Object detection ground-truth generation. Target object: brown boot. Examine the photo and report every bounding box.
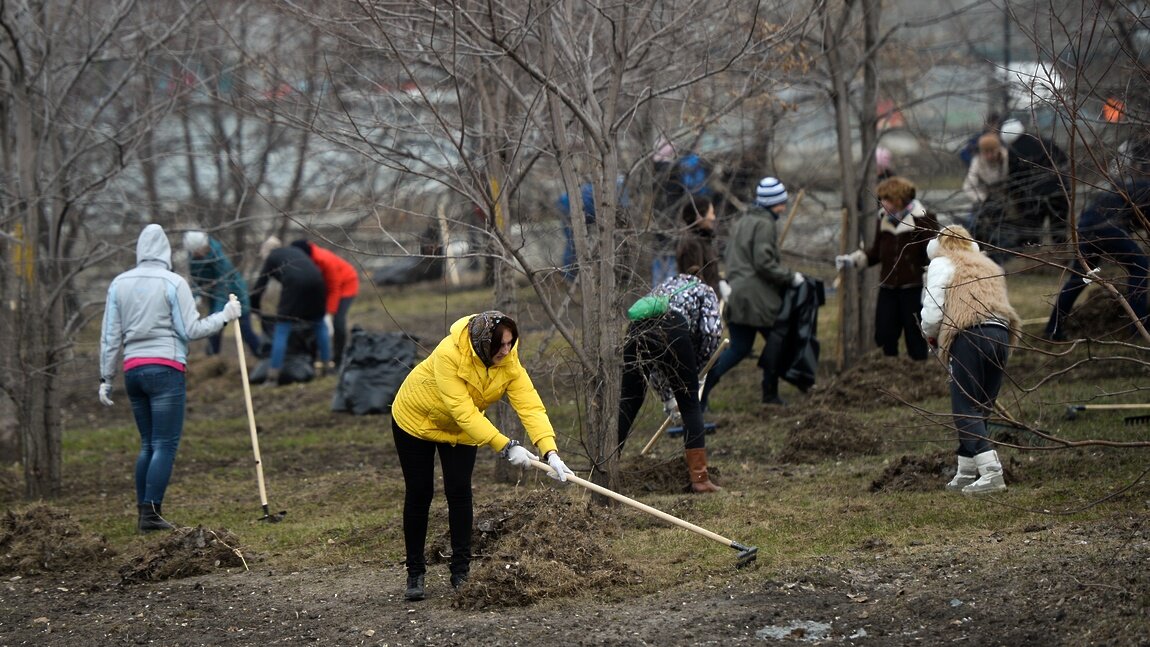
[685,448,722,493]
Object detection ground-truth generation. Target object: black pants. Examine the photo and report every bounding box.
[392,419,477,578]
[618,313,706,450]
[875,285,928,360]
[948,325,1010,457]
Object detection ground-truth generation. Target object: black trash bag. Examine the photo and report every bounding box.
[331,328,418,415]
[248,322,318,385]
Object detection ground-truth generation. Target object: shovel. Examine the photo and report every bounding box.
[529,459,758,568]
[232,295,286,523]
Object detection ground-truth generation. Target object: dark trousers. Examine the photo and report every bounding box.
[618,314,706,450]
[875,286,928,360]
[701,320,786,405]
[949,325,1010,457]
[392,419,477,577]
[332,296,355,366]
[1044,225,1149,339]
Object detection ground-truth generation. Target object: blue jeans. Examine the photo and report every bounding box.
[125,365,186,505]
[332,297,355,367]
[269,319,331,369]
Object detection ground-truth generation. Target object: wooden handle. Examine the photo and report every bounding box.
[528,459,736,547]
[234,309,269,508]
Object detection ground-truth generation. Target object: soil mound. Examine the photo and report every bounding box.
[869,451,952,492]
[118,526,249,584]
[0,504,115,576]
[776,410,882,463]
[616,454,708,494]
[1063,291,1137,340]
[811,354,949,408]
[434,490,642,609]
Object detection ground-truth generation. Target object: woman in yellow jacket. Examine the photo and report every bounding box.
[391,311,572,602]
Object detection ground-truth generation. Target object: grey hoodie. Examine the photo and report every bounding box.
[99,224,229,384]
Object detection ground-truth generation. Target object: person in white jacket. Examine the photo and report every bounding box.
[962,133,1010,241]
[920,225,1021,495]
[99,224,242,532]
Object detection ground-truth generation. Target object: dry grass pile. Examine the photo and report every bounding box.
[118,526,249,583]
[436,490,642,609]
[0,504,115,576]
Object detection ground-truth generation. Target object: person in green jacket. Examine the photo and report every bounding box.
[700,177,804,408]
[389,311,573,602]
[183,231,263,358]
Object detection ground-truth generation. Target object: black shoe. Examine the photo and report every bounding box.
[404,574,425,601]
[762,396,787,407]
[137,503,175,533]
[451,572,469,590]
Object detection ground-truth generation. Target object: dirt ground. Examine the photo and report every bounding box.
[2,302,1148,645]
[1,500,1147,646]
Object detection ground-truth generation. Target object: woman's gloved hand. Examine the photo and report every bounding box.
[501,440,537,467]
[545,451,572,483]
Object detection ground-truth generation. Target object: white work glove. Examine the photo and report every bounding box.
[324,313,334,338]
[1083,267,1101,284]
[501,440,537,468]
[662,397,681,422]
[98,382,114,407]
[834,254,854,271]
[718,279,732,302]
[791,272,805,287]
[545,451,572,483]
[221,294,242,322]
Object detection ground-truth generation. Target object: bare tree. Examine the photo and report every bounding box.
[258,0,809,491]
[0,0,210,497]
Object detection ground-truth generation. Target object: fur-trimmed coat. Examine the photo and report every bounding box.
[920,233,1021,362]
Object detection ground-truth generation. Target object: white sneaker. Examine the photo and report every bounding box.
[945,456,978,492]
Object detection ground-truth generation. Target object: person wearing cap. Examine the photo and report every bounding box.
[183,231,263,358]
[289,239,359,368]
[99,224,243,532]
[836,176,939,361]
[389,311,573,601]
[250,237,331,384]
[700,176,804,408]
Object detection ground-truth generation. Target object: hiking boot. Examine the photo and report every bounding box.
[404,573,425,601]
[451,572,469,590]
[137,503,175,533]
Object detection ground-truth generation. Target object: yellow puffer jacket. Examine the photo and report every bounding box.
[391,315,558,456]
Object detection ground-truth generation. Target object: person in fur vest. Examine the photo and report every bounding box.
[920,225,1021,495]
[836,176,939,360]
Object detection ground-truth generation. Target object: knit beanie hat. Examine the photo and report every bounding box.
[468,310,517,367]
[183,231,209,254]
[755,177,788,208]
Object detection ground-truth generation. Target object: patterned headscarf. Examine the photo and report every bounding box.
[468,310,517,367]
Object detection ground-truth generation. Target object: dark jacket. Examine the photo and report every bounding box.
[860,199,938,288]
[1078,180,1150,232]
[251,247,326,321]
[724,206,793,328]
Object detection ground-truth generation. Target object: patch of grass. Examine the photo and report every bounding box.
[8,269,1149,605]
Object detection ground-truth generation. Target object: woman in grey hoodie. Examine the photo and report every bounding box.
[99,224,241,532]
